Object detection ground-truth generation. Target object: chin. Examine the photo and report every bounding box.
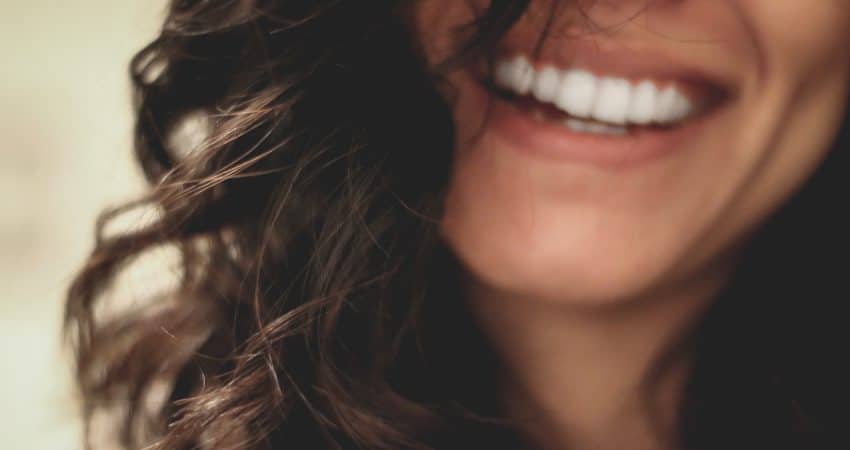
[440,214,682,308]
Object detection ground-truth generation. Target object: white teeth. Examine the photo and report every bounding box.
[495,56,697,127]
[653,86,693,124]
[592,78,632,125]
[531,66,562,104]
[671,91,693,122]
[495,56,535,95]
[587,122,628,136]
[564,118,589,133]
[556,70,598,118]
[628,81,658,125]
[654,86,678,123]
[565,118,627,136]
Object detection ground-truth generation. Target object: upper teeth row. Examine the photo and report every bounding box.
[494,55,695,126]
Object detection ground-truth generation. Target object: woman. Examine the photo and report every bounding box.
[66,1,850,449]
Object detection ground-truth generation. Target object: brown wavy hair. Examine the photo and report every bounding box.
[65,1,850,449]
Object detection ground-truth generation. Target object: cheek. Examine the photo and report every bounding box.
[743,0,850,78]
[719,0,850,234]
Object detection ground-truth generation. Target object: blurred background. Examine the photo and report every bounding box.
[1,1,167,448]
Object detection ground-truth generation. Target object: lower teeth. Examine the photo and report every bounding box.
[564,118,628,136]
[526,104,629,136]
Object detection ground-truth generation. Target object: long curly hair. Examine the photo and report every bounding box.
[65,1,850,449]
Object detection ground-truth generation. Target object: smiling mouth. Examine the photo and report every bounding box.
[464,48,734,168]
[486,53,729,137]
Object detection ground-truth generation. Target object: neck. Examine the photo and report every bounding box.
[463,269,731,450]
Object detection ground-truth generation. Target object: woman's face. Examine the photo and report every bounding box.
[413,1,850,304]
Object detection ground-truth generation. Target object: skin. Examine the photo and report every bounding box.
[412,1,850,449]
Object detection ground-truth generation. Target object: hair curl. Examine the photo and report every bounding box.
[66,1,850,449]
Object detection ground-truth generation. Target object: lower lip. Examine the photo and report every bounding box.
[483,88,715,170]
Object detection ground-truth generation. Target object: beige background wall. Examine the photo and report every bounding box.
[1,1,167,448]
